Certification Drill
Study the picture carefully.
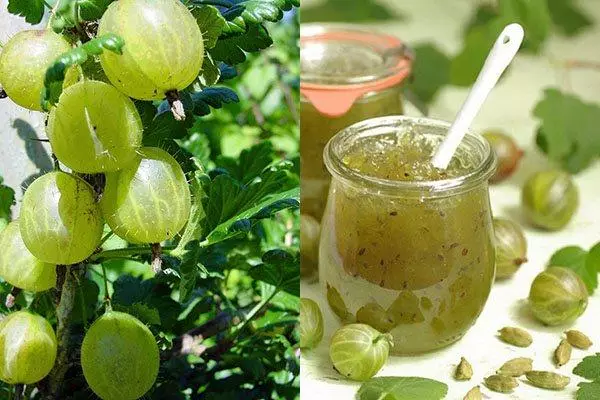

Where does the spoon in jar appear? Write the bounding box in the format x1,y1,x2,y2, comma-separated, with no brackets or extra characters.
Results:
431,23,524,170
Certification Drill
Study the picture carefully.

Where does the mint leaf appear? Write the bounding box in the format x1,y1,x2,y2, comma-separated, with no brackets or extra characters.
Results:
574,353,600,380
78,0,114,21
577,380,600,400
0,177,15,231
357,376,448,400
210,24,273,65
192,5,226,49
534,88,600,173
249,250,299,296
7,0,46,24
548,0,593,37
408,43,451,104
549,245,597,293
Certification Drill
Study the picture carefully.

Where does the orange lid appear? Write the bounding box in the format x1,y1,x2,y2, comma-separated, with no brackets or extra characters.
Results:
301,24,413,117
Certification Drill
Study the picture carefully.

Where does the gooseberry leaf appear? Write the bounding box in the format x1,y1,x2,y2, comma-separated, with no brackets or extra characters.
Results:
210,23,273,65
548,246,597,293
534,88,600,173
357,376,448,400
577,380,600,400
71,277,100,324
7,0,46,24
192,5,226,49
407,43,451,105
548,0,593,37
498,0,551,52
249,250,299,296
216,141,275,184
0,177,15,231
78,0,114,21
113,302,161,326
574,353,600,380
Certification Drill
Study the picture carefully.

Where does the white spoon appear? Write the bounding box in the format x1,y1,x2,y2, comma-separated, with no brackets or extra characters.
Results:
431,23,524,170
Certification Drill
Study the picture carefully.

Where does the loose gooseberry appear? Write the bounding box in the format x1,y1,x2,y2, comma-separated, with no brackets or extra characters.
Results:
493,218,527,279
0,311,57,384
299,298,324,349
329,323,392,381
101,147,191,244
19,171,104,265
483,131,523,183
522,170,578,231
528,266,588,326
300,214,320,276
0,220,56,292
81,311,159,400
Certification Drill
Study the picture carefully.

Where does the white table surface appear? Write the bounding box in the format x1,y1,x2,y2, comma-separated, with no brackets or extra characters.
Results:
300,1,600,399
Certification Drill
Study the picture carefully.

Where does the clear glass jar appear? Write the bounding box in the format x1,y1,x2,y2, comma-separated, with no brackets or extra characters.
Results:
300,24,413,221
319,116,497,354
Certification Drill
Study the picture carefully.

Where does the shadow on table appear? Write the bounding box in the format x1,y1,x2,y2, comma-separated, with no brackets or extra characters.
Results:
302,0,406,23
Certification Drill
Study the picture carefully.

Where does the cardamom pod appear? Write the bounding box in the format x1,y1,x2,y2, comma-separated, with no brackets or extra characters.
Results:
565,330,593,349
463,386,482,400
554,339,572,367
484,374,518,393
525,370,570,390
497,357,533,376
498,326,532,347
455,357,473,381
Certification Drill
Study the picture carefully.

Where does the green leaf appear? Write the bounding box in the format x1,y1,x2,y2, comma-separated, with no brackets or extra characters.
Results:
197,53,222,88
216,141,275,184
249,250,299,296
210,24,273,65
42,33,124,110
498,0,551,52
533,88,600,173
302,0,400,23
577,380,600,400
574,353,600,380
407,43,451,104
113,302,161,325
78,0,114,21
190,87,240,116
71,276,100,324
549,245,597,293
548,0,593,37
217,0,298,34
0,177,15,230
7,0,46,24
357,376,448,400
192,5,226,49
51,0,78,33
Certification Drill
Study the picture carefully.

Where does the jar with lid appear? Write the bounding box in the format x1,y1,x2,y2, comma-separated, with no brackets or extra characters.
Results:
319,116,497,354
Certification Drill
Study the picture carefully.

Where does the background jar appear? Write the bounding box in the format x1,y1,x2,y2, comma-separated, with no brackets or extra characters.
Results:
319,116,497,354
300,24,413,221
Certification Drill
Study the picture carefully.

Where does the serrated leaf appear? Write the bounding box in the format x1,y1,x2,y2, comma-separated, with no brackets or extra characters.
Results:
577,380,600,400
78,0,114,21
210,24,273,65
197,53,221,88
51,0,78,33
574,353,600,380
533,88,600,173
549,245,597,293
249,250,299,296
7,0,46,24
357,376,448,400
192,5,226,49
0,177,15,229
71,276,100,324
216,141,275,184
407,43,451,104
113,302,161,325
190,87,240,116
42,33,124,110
548,0,593,37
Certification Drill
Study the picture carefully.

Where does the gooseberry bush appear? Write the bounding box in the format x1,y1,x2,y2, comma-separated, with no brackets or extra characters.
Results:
0,0,299,399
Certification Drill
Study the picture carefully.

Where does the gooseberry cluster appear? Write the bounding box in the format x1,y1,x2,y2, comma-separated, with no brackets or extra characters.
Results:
0,0,203,396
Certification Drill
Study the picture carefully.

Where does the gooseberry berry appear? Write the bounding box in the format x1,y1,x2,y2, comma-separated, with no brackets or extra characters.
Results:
483,131,523,183
493,218,527,279
528,266,588,326
0,30,75,111
81,311,159,400
47,80,143,173
19,171,104,265
101,147,191,244
522,170,578,231
299,298,324,349
300,214,320,276
98,0,204,100
329,323,392,381
0,311,57,384
0,220,56,292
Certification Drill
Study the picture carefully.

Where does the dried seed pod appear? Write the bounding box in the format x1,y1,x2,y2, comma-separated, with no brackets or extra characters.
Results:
497,357,533,376
484,374,518,393
525,371,570,390
554,339,572,367
565,330,593,350
454,357,473,381
498,326,532,347
463,386,482,400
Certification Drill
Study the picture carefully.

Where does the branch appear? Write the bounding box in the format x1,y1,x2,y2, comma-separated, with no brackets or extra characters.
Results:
47,265,86,397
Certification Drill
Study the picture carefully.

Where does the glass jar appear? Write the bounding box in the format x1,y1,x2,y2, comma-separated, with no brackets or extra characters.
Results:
300,24,413,221
319,116,497,354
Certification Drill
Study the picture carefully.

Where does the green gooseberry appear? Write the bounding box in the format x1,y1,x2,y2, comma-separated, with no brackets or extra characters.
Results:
329,323,392,381
81,311,159,400
528,266,588,326
493,218,527,279
0,311,57,384
299,298,324,349
522,170,578,231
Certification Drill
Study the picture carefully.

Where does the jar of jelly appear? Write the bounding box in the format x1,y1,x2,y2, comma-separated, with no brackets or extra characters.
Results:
320,116,497,354
300,24,413,220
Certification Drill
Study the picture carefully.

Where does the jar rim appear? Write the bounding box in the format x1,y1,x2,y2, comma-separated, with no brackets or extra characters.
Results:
324,116,498,197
